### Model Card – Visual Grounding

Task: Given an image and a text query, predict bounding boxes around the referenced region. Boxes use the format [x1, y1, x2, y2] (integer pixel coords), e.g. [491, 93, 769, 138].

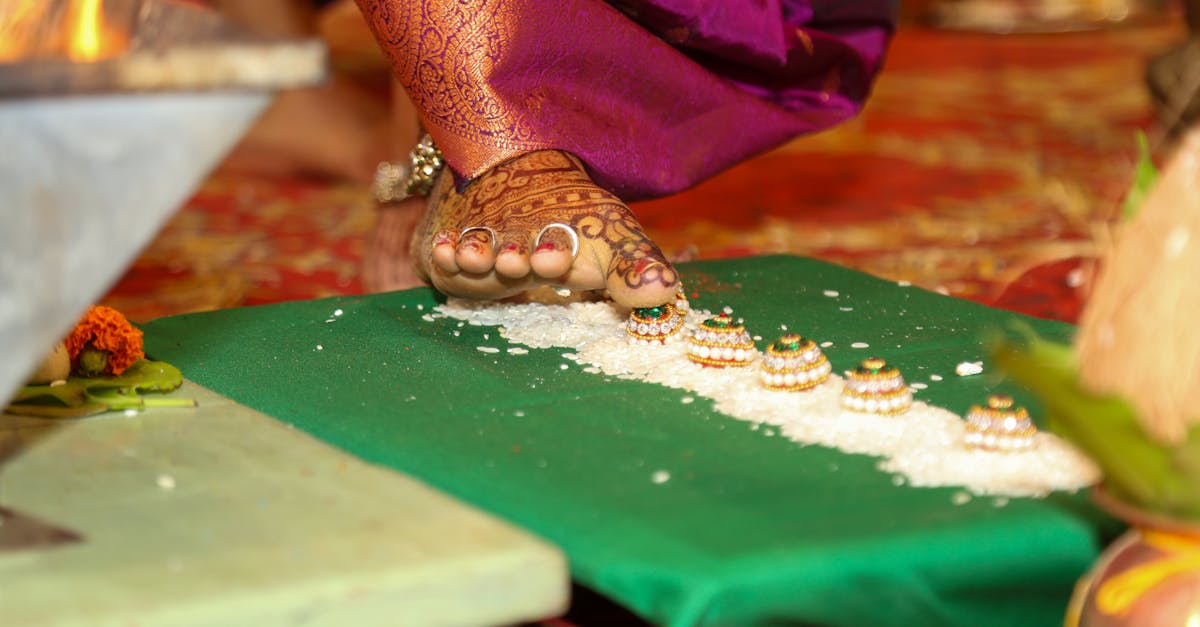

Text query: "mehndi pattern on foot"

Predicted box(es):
[841, 357, 912, 415]
[535, 222, 579, 257]
[760, 334, 832, 392]
[963, 394, 1037, 452]
[412, 150, 679, 307]
[687, 313, 757, 368]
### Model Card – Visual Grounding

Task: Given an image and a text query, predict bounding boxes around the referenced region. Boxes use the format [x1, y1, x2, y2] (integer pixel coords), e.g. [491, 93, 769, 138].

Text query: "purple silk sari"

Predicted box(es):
[356, 0, 894, 201]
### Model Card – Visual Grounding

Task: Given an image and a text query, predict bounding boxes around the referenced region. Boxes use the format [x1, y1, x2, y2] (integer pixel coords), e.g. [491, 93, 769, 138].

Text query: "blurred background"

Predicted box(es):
[84, 0, 1194, 325]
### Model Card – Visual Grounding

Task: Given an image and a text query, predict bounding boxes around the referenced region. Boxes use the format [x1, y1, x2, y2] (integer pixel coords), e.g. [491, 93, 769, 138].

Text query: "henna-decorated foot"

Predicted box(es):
[411, 150, 679, 307]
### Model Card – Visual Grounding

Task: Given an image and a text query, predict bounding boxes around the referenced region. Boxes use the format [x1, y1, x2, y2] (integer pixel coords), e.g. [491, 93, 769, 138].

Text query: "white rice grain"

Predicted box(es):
[437, 300, 1098, 497]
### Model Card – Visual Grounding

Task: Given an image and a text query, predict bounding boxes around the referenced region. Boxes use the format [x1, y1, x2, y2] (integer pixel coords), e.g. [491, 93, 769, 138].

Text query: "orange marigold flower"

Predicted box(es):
[64, 305, 144, 375]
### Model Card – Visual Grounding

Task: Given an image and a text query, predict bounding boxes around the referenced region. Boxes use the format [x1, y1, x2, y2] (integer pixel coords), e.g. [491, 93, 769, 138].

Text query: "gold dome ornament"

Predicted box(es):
[963, 394, 1037, 452]
[626, 304, 685, 344]
[760, 334, 832, 391]
[840, 357, 913, 415]
[687, 313, 757, 367]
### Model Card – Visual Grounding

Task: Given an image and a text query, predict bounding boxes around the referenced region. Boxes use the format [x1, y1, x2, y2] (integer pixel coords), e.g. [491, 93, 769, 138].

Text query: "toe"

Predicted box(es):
[605, 239, 680, 308]
[530, 227, 575, 278]
[493, 240, 531, 279]
[456, 228, 496, 274]
[430, 229, 460, 273]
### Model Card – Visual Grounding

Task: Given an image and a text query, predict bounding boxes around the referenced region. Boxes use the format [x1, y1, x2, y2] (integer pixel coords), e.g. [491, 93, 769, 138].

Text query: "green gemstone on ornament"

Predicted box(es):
[778, 339, 802, 352]
[703, 316, 731, 329]
[636, 305, 668, 319]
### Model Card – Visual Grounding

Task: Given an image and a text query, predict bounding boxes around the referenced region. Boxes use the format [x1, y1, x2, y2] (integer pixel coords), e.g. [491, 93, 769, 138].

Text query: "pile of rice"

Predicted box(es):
[434, 299, 1099, 498]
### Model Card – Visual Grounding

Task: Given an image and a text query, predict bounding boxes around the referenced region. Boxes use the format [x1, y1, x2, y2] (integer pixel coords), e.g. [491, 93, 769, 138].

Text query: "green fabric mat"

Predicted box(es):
[142, 255, 1113, 627]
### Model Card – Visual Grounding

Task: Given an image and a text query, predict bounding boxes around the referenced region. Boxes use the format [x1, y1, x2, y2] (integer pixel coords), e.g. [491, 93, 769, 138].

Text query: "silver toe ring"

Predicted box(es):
[535, 222, 580, 258]
[459, 226, 498, 245]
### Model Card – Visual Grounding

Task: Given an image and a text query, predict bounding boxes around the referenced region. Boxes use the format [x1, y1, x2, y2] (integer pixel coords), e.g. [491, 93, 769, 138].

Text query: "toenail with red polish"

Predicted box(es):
[499, 243, 520, 254]
[536, 241, 560, 253]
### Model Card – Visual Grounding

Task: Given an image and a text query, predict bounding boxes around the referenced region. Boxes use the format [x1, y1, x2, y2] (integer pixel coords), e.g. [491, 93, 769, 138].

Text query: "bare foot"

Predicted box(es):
[363, 197, 426, 292]
[412, 151, 679, 308]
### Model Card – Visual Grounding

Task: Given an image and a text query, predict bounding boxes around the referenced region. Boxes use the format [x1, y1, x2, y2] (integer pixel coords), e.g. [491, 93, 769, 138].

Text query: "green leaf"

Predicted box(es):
[993, 334, 1200, 520]
[10, 380, 90, 406]
[5, 359, 187, 418]
[1121, 131, 1159, 220]
[84, 359, 184, 394]
[85, 387, 144, 410]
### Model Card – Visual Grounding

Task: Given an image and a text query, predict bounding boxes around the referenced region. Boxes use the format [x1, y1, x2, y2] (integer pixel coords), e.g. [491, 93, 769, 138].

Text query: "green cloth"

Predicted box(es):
[142, 256, 1113, 627]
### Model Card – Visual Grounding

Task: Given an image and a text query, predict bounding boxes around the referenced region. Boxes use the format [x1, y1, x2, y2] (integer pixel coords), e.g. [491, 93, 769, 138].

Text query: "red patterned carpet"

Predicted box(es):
[103, 18, 1185, 325]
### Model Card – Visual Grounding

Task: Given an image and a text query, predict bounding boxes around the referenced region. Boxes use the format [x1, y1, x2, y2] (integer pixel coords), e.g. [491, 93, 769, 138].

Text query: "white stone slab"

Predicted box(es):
[0, 92, 269, 404]
[0, 381, 569, 626]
